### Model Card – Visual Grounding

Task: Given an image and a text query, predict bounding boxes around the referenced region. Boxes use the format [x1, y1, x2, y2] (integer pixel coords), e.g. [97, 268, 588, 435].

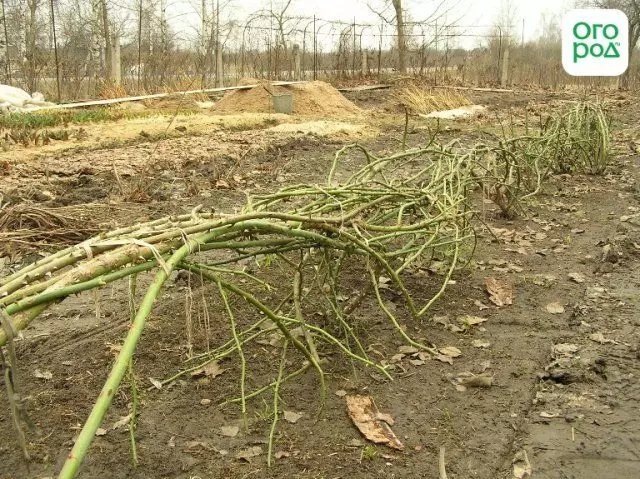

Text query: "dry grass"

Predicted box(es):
[98, 82, 129, 100]
[393, 84, 471, 115]
[0, 204, 103, 256]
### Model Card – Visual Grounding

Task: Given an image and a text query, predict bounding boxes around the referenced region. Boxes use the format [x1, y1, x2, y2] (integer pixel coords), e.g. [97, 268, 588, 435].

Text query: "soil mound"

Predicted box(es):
[213, 80, 362, 116]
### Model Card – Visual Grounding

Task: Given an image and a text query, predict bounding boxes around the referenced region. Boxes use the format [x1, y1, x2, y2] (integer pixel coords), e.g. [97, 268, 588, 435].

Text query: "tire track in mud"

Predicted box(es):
[496, 155, 640, 479]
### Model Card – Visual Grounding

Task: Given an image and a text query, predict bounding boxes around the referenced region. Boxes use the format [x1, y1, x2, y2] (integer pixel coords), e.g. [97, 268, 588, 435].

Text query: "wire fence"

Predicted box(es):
[0, 10, 637, 102]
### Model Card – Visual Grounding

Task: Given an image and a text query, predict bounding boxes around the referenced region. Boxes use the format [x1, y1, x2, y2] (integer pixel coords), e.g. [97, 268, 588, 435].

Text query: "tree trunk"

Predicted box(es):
[392, 0, 406, 73]
[26, 0, 38, 92]
[619, 23, 639, 90]
[101, 0, 112, 80]
[0, 0, 10, 83]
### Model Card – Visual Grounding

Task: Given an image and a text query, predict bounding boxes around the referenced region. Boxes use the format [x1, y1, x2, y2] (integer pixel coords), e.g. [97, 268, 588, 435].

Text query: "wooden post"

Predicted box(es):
[361, 48, 367, 76]
[101, 0, 112, 80]
[214, 0, 222, 87]
[500, 46, 509, 88]
[111, 32, 121, 85]
[312, 15, 317, 81]
[50, 0, 61, 101]
[293, 44, 301, 80]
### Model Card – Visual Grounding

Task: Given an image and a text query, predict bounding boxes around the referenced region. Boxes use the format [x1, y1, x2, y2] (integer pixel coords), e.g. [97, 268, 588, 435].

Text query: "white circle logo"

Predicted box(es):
[562, 9, 629, 76]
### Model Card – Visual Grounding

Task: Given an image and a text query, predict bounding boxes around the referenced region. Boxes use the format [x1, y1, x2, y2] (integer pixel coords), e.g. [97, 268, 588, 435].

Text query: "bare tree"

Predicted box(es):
[392, 0, 406, 72]
[0, 0, 10, 82]
[25, 0, 41, 91]
[368, 0, 458, 74]
[248, 0, 302, 79]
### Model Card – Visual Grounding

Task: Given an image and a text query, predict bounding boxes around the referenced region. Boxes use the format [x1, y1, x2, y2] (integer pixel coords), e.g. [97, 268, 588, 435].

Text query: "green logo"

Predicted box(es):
[562, 9, 628, 76]
[572, 22, 621, 63]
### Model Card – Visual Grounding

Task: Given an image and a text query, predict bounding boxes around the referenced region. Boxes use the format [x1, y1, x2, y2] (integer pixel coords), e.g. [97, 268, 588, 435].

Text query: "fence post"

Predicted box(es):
[352, 18, 356, 77]
[50, 0, 61, 101]
[500, 46, 509, 87]
[111, 32, 121, 86]
[361, 48, 368, 76]
[313, 15, 317, 80]
[293, 44, 301, 80]
[378, 21, 382, 79]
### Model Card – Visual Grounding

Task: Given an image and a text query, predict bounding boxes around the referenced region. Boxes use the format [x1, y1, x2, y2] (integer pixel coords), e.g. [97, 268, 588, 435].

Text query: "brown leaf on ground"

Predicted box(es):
[283, 410, 303, 423]
[545, 302, 565, 314]
[33, 369, 53, 380]
[149, 377, 163, 389]
[112, 414, 132, 430]
[345, 395, 404, 450]
[589, 332, 614, 344]
[219, 425, 239, 437]
[458, 315, 488, 328]
[190, 361, 225, 379]
[434, 354, 454, 365]
[485, 277, 514, 306]
[512, 449, 533, 478]
[568, 272, 586, 284]
[472, 339, 491, 349]
[235, 446, 263, 461]
[439, 346, 462, 358]
[474, 299, 491, 310]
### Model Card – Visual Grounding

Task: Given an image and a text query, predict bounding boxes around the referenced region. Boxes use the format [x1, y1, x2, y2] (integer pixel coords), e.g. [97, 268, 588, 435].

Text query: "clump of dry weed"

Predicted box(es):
[394, 83, 471, 114]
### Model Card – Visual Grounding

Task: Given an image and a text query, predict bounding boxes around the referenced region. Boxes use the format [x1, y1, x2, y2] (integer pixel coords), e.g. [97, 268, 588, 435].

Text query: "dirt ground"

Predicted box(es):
[1, 87, 640, 479]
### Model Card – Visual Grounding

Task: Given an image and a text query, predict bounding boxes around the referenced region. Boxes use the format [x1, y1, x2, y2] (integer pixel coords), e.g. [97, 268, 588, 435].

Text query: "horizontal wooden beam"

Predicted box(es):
[30, 81, 308, 111]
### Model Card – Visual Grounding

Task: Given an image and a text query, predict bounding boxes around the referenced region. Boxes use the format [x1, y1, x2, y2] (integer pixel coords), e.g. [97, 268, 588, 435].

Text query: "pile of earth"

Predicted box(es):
[213, 79, 362, 116]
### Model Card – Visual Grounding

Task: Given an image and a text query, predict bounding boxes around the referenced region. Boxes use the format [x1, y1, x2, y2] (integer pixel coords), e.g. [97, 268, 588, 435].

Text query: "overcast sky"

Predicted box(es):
[165, 0, 571, 48]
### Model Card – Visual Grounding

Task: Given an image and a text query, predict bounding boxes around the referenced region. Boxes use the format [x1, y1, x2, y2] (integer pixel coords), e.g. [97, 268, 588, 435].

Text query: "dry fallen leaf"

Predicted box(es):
[219, 425, 239, 437]
[568, 272, 586, 284]
[513, 449, 533, 479]
[283, 410, 303, 424]
[390, 353, 405, 363]
[33, 369, 53, 380]
[545, 302, 565, 314]
[434, 354, 453, 365]
[479, 360, 492, 372]
[345, 395, 404, 450]
[474, 299, 491, 310]
[236, 446, 263, 461]
[485, 277, 514, 306]
[552, 343, 578, 357]
[458, 315, 488, 328]
[589, 332, 614, 344]
[471, 339, 491, 349]
[439, 346, 462, 358]
[398, 345, 419, 354]
[539, 411, 559, 418]
[191, 361, 225, 379]
[185, 440, 213, 451]
[112, 414, 132, 430]
[533, 274, 557, 287]
[149, 377, 163, 389]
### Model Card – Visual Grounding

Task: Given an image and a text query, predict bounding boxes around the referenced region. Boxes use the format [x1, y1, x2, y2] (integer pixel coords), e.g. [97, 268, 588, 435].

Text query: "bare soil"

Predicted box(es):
[1, 87, 639, 479]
